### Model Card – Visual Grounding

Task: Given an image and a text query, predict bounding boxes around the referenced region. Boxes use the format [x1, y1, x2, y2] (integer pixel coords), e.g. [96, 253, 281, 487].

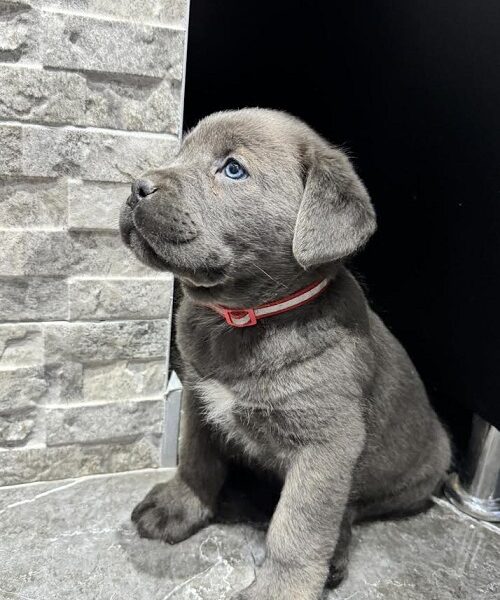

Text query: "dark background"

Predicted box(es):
[183, 1, 500, 455]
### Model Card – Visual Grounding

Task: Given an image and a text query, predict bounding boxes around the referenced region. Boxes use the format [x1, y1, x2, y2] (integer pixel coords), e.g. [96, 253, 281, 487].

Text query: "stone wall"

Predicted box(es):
[0, 0, 188, 485]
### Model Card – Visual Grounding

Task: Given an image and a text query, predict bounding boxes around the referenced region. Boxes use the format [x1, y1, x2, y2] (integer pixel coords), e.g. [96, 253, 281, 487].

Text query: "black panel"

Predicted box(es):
[184, 1, 500, 450]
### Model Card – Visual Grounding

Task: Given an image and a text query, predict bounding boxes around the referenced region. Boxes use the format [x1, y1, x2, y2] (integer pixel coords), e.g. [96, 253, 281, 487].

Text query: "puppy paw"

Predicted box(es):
[231, 581, 267, 600]
[131, 477, 212, 544]
[231, 590, 256, 600]
[231, 582, 296, 600]
[325, 561, 347, 589]
[231, 589, 294, 600]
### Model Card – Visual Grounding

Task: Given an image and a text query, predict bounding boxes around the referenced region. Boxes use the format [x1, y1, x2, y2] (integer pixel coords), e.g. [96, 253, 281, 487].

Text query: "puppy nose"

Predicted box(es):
[134, 179, 157, 198]
[128, 179, 157, 209]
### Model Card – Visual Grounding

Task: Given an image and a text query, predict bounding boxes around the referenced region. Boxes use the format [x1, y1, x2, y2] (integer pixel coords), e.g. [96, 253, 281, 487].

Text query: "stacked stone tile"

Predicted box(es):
[0, 0, 187, 485]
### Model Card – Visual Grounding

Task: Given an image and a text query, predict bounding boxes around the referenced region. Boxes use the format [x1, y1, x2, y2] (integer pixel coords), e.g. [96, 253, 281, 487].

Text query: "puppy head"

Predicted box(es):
[120, 109, 376, 306]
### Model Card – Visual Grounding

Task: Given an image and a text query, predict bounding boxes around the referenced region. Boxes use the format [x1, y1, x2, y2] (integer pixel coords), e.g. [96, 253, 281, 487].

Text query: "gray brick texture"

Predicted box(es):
[0, 0, 185, 485]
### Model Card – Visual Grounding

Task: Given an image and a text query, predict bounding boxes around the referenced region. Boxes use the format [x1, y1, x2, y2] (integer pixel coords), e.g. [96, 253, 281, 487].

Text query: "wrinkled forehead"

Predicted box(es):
[180, 113, 298, 162]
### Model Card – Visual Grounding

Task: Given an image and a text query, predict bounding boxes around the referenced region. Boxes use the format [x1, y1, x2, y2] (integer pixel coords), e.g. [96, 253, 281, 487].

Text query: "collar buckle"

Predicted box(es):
[222, 307, 257, 328]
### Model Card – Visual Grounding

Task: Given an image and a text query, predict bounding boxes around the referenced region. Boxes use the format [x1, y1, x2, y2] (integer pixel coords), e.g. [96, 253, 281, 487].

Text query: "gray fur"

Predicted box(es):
[120, 108, 451, 600]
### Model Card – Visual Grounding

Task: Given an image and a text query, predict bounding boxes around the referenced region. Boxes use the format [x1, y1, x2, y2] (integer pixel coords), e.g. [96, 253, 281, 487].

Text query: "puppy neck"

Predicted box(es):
[188, 264, 342, 329]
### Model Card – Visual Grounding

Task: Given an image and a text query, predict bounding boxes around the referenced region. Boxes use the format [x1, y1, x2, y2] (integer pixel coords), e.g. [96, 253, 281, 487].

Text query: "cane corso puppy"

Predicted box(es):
[120, 109, 451, 600]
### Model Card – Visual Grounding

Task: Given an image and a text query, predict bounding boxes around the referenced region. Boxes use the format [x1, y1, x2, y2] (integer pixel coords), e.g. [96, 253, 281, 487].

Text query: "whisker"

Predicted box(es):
[251, 263, 288, 290]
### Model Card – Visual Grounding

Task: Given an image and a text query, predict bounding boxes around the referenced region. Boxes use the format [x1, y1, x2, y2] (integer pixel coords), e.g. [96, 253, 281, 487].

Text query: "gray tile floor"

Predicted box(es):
[0, 469, 498, 600]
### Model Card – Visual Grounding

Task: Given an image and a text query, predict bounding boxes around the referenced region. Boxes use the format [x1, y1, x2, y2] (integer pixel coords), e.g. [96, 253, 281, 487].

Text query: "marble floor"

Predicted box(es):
[0, 469, 498, 600]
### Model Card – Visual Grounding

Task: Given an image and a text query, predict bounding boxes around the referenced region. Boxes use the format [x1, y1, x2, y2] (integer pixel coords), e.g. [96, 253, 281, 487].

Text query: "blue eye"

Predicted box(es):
[223, 159, 248, 180]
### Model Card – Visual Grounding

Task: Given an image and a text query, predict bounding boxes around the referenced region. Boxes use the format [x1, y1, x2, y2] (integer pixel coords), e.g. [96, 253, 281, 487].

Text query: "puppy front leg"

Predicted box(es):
[132, 386, 226, 543]
[234, 442, 362, 600]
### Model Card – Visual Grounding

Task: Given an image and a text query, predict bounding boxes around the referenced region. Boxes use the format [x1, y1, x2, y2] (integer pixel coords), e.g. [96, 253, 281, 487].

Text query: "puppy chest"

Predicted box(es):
[194, 379, 283, 457]
[195, 380, 237, 433]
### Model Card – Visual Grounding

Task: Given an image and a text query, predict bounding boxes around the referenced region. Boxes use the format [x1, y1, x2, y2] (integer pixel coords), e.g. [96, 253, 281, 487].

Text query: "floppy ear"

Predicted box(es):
[292, 146, 377, 269]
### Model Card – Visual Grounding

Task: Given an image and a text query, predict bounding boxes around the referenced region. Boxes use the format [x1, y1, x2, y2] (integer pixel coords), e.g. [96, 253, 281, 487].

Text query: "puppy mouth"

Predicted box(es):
[127, 227, 229, 285]
[128, 228, 170, 271]
[120, 206, 231, 285]
[181, 275, 225, 289]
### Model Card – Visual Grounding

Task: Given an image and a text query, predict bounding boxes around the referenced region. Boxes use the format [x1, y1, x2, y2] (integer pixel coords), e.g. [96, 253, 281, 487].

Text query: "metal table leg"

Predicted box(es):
[444, 415, 500, 522]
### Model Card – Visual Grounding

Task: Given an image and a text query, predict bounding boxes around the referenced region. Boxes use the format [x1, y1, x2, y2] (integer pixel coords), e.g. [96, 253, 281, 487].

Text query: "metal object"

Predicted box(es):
[444, 415, 500, 522]
[160, 371, 183, 468]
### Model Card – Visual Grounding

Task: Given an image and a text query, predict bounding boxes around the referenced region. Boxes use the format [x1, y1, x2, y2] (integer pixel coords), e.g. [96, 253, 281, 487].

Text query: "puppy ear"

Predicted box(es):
[292, 145, 376, 269]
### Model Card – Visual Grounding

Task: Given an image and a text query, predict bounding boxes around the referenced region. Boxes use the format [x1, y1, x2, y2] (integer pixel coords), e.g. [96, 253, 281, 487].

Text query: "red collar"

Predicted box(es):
[206, 278, 329, 328]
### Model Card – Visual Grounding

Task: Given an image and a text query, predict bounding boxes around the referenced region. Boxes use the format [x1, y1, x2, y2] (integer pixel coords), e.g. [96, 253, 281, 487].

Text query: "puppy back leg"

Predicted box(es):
[132, 386, 227, 543]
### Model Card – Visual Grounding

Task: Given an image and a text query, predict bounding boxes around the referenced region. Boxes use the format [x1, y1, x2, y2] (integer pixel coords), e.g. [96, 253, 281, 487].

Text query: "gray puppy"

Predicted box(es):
[120, 109, 451, 600]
